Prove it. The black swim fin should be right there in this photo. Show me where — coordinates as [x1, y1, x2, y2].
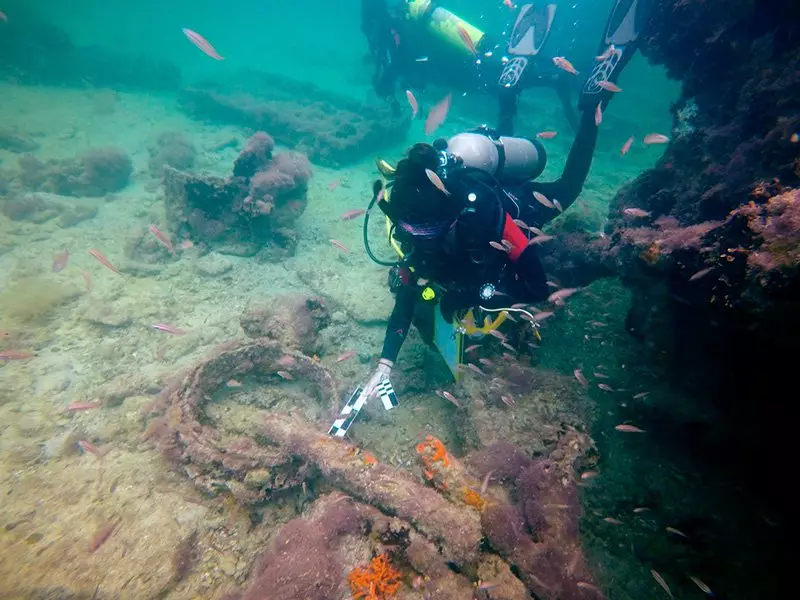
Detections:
[507, 3, 557, 57]
[579, 0, 652, 111]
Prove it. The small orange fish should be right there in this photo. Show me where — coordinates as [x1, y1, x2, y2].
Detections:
[78, 440, 111, 459]
[88, 248, 121, 275]
[528, 235, 554, 245]
[573, 369, 589, 388]
[503, 0, 515, 9]
[276, 371, 293, 380]
[621, 135, 634, 155]
[643, 133, 670, 145]
[623, 207, 651, 218]
[89, 519, 121, 553]
[689, 266, 715, 282]
[603, 517, 623, 525]
[405, 89, 419, 119]
[330, 239, 350, 252]
[335, 350, 357, 363]
[425, 93, 452, 135]
[533, 190, 554, 209]
[596, 44, 616, 60]
[650, 569, 673, 598]
[151, 323, 185, 334]
[536, 130, 558, 139]
[226, 379, 242, 388]
[513, 218, 530, 230]
[615, 423, 646, 433]
[580, 470, 598, 480]
[440, 390, 462, 408]
[598, 383, 614, 392]
[665, 526, 689, 538]
[547, 287, 579, 304]
[0, 350, 35, 361]
[688, 575, 713, 595]
[457, 25, 476, 55]
[598, 80, 622, 93]
[530, 311, 554, 323]
[66, 401, 102, 411]
[52, 250, 70, 273]
[791, 133, 799, 143]
[633, 392, 650, 400]
[489, 240, 508, 252]
[340, 209, 366, 221]
[500, 395, 516, 407]
[594, 103, 603, 126]
[425, 168, 451, 196]
[182, 28, 224, 60]
[552, 56, 579, 75]
[149, 224, 174, 253]
[467, 363, 485, 375]
[552, 199, 563, 212]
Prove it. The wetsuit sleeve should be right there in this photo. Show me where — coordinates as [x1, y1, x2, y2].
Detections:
[380, 284, 417, 362]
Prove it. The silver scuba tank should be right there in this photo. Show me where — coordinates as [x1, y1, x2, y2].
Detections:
[445, 132, 547, 181]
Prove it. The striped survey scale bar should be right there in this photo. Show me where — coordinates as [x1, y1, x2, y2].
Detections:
[328, 377, 398, 438]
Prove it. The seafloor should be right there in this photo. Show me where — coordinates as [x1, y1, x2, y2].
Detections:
[0, 74, 782, 600]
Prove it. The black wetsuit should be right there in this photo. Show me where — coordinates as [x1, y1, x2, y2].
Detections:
[379, 107, 598, 363]
[360, 0, 578, 130]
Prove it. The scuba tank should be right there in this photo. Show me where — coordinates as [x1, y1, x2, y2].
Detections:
[444, 131, 547, 182]
[407, 0, 486, 57]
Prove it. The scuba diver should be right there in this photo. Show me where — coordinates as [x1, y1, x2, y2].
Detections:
[330, 0, 649, 437]
[360, 0, 580, 133]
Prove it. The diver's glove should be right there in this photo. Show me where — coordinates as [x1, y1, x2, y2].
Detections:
[363, 358, 393, 399]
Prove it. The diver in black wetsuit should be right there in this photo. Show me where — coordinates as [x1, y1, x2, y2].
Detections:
[360, 0, 580, 132]
[328, 0, 650, 436]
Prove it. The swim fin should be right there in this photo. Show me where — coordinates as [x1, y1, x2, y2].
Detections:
[579, 0, 652, 111]
[507, 3, 556, 57]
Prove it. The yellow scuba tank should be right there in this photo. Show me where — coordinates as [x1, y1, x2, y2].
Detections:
[407, 0, 486, 57]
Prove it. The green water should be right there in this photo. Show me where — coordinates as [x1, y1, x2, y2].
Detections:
[0, 1, 781, 599]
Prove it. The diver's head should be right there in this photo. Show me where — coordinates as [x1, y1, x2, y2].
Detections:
[388, 143, 464, 225]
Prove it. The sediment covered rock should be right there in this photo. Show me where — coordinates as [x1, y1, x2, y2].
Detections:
[164, 132, 311, 257]
[178, 70, 410, 167]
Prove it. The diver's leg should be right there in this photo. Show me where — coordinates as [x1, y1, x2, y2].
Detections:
[521, 0, 650, 226]
[556, 80, 580, 132]
[497, 83, 520, 137]
[579, 0, 651, 112]
[518, 108, 598, 227]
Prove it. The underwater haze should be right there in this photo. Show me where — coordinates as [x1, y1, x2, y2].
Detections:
[1, 0, 797, 599]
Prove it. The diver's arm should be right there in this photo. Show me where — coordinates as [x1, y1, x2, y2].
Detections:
[380, 283, 417, 362]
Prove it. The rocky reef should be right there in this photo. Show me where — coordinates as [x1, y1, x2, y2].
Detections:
[15, 147, 132, 197]
[592, 0, 800, 525]
[164, 132, 311, 258]
[178, 70, 410, 167]
[132, 287, 598, 599]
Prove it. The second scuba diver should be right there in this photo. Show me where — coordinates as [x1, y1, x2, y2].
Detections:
[330, 0, 650, 437]
[360, 0, 580, 133]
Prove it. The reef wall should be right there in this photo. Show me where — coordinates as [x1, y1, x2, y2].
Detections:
[604, 0, 800, 517]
